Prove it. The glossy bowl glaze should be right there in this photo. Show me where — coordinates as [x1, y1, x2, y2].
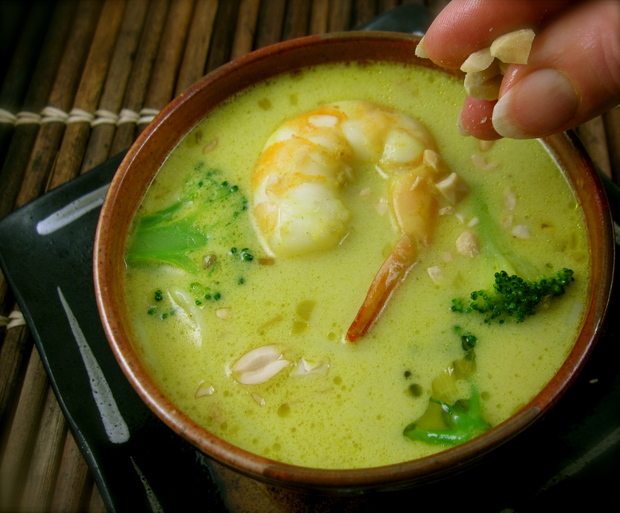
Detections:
[94, 32, 614, 493]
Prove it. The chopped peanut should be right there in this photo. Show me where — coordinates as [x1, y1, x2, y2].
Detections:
[460, 28, 536, 100]
[456, 230, 480, 258]
[290, 358, 330, 376]
[490, 29, 535, 65]
[460, 47, 494, 73]
[423, 148, 441, 171]
[479, 140, 495, 152]
[216, 308, 231, 319]
[232, 345, 290, 385]
[512, 225, 531, 239]
[504, 189, 517, 211]
[435, 172, 469, 204]
[471, 154, 499, 171]
[427, 266, 443, 283]
[463, 60, 503, 100]
[194, 381, 215, 398]
[415, 37, 428, 58]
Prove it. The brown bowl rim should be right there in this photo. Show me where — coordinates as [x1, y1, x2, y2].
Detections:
[93, 31, 615, 491]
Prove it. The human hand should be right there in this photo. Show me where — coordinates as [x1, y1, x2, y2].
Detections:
[420, 0, 620, 140]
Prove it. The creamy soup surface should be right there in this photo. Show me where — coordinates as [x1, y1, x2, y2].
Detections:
[124, 62, 590, 469]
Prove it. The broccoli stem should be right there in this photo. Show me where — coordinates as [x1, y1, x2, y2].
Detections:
[126, 214, 208, 272]
[474, 200, 539, 280]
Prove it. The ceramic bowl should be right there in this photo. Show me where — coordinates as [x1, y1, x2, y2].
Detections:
[94, 32, 614, 493]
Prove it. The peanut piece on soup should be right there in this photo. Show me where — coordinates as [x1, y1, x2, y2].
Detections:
[233, 345, 290, 385]
[435, 172, 469, 204]
[456, 230, 480, 258]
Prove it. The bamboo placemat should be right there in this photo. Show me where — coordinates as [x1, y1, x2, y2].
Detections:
[0, 1, 617, 512]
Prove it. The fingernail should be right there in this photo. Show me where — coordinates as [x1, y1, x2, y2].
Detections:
[492, 68, 578, 139]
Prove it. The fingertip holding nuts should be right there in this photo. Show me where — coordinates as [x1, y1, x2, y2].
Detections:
[462, 28, 535, 100]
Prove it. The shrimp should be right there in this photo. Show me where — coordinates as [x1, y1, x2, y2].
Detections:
[252, 101, 449, 342]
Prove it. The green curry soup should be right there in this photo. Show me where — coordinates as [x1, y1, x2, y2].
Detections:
[124, 62, 589, 468]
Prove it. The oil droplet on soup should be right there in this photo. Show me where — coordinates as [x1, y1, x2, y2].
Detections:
[124, 62, 590, 469]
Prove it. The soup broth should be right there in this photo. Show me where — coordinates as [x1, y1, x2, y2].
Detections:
[124, 62, 589, 469]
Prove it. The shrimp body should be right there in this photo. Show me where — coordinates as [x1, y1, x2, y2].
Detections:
[252, 101, 449, 341]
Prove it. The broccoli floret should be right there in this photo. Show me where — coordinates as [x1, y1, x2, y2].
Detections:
[230, 247, 254, 261]
[146, 289, 177, 319]
[403, 386, 489, 446]
[126, 168, 247, 272]
[452, 268, 574, 323]
[454, 325, 478, 351]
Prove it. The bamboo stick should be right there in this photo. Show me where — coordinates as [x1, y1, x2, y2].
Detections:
[50, 430, 93, 512]
[351, 0, 377, 28]
[47, 0, 128, 190]
[149, 0, 195, 104]
[0, 347, 50, 511]
[80, 0, 150, 173]
[0, 0, 29, 86]
[18, 386, 68, 512]
[205, 0, 239, 72]
[175, 0, 219, 95]
[309, 0, 329, 34]
[0, 0, 54, 167]
[255, 0, 286, 49]
[230, 0, 260, 59]
[328, 0, 353, 32]
[88, 483, 108, 513]
[282, 0, 312, 40]
[0, 0, 52, 111]
[0, 310, 29, 431]
[0, 0, 75, 221]
[13, 0, 103, 210]
[143, 0, 194, 108]
[108, 0, 170, 155]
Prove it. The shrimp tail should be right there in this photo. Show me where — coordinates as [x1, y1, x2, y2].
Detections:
[346, 235, 418, 343]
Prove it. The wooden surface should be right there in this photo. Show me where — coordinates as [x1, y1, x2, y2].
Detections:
[0, 1, 617, 512]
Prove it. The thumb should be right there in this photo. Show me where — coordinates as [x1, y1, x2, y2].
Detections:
[492, 0, 620, 139]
